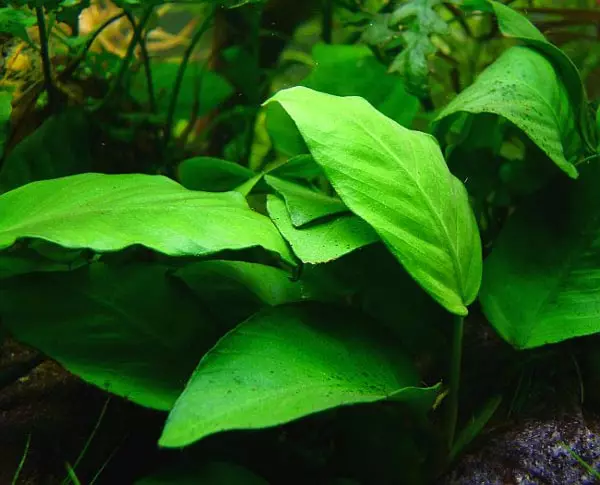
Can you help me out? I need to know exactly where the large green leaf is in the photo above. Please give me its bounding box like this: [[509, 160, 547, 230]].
[[266, 87, 482, 316], [0, 173, 293, 264], [434, 46, 580, 179], [265, 175, 348, 227], [267, 195, 379, 264], [0, 263, 217, 409], [480, 163, 600, 349], [0, 7, 35, 43], [0, 109, 93, 192], [159, 303, 439, 447]]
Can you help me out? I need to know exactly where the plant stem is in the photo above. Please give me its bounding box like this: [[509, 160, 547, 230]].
[[124, 10, 156, 113], [447, 313, 464, 449], [35, 3, 57, 111], [322, 0, 333, 44], [163, 9, 215, 153], [91, 7, 154, 113]]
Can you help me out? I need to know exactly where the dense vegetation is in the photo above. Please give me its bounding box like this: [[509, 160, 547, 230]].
[[1, 0, 600, 483]]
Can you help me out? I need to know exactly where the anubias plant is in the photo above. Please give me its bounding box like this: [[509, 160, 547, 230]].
[[1, 0, 600, 482]]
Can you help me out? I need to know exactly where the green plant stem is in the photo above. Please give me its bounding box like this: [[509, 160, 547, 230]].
[[91, 7, 154, 113], [163, 9, 215, 152], [11, 434, 31, 485], [35, 3, 57, 111], [124, 10, 156, 114], [447, 314, 464, 449], [322, 0, 333, 44], [62, 12, 127, 79]]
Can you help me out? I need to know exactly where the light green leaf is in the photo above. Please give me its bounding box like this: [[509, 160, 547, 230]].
[[0, 173, 294, 264], [159, 303, 439, 447], [267, 195, 379, 264], [265, 175, 348, 227], [177, 156, 254, 192], [0, 263, 217, 410], [434, 46, 580, 179], [487, 0, 596, 152], [266, 87, 482, 316], [480, 163, 600, 349], [267, 154, 323, 181]]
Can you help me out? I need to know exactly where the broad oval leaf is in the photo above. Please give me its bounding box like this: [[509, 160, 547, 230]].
[[267, 195, 379, 264], [159, 303, 439, 447], [266, 87, 482, 315], [0, 173, 294, 264], [0, 263, 217, 410], [177, 157, 254, 192], [480, 163, 600, 349], [434, 46, 580, 179]]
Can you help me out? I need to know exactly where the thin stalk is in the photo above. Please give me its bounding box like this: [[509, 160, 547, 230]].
[[163, 9, 215, 151], [124, 10, 156, 113], [447, 314, 464, 449], [322, 0, 333, 44], [61, 12, 126, 79], [35, 3, 57, 111], [91, 7, 154, 113], [11, 434, 31, 485]]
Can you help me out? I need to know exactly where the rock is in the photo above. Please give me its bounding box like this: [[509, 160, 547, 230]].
[[441, 415, 600, 485]]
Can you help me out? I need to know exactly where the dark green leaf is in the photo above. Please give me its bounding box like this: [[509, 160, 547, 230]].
[[0, 90, 11, 160], [0, 173, 294, 264], [0, 109, 93, 192], [480, 163, 600, 349], [177, 157, 254, 192], [267, 154, 323, 181], [0, 7, 35, 43], [0, 263, 217, 409], [159, 303, 439, 447], [267, 87, 482, 316]]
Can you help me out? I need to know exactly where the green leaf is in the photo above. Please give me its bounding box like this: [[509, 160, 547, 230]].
[[0, 7, 35, 43], [136, 461, 268, 485], [480, 163, 600, 349], [177, 157, 255, 192], [176, 260, 339, 326], [0, 90, 11, 160], [267, 154, 323, 181], [486, 0, 596, 152], [0, 173, 294, 264], [434, 47, 580, 179], [0, 109, 93, 192], [265, 175, 348, 227], [159, 303, 439, 447], [266, 87, 482, 316], [267, 195, 379, 264], [0, 263, 217, 410]]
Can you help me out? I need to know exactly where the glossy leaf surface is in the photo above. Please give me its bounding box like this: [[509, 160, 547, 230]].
[[267, 87, 482, 315], [160, 303, 438, 447]]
